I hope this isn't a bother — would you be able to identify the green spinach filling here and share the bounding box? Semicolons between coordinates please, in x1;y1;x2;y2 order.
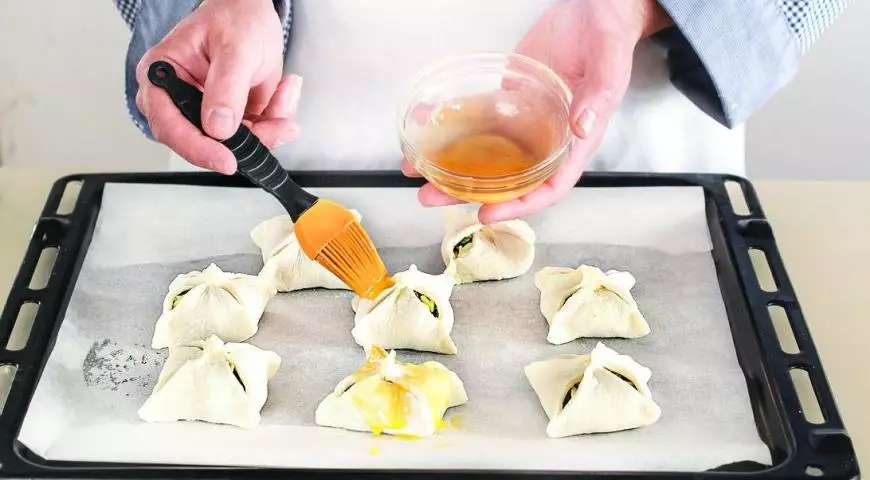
608;369;639;391
562;380;581;409
231;365;246;392
452;235;474;257
561;370;638;408
170;289;191;310
414;291;439;318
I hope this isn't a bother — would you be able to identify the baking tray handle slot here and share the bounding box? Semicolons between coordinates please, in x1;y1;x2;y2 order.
723;177;859;478
725;179;752;216
0;216;67;346
765;304;800;355
0;365;17;418
54;180;82;216
0;176;95;468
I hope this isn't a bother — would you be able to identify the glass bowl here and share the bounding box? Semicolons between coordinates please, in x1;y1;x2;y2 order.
398;52;573;204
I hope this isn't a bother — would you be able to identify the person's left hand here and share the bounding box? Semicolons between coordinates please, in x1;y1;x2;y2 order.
401;0;671;223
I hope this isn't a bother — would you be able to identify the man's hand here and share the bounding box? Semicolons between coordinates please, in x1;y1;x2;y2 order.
135;0;299;174
403;0;671;223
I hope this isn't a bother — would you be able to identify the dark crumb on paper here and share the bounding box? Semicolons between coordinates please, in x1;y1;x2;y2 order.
82;339;166;396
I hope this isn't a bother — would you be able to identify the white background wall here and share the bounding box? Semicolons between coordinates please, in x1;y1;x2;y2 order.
0;2;166;172
746;0;870;180
1;1;868;179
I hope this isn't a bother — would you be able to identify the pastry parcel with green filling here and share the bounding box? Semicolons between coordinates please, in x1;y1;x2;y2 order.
441;207;536;284
152;264;276;349
534;265;649;344
139;336;281;429
351;265;458;354
524;342;661;437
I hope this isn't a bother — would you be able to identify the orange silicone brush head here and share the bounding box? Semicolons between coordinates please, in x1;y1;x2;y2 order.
294;199;394;300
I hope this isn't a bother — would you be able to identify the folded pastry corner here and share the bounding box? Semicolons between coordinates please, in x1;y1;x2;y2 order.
535;265;649;344
440;207;536;284
152;263;277;349
251;214;360;292
524;342;661;437
315;345;467;437
352;265;458;354
139;335;281;429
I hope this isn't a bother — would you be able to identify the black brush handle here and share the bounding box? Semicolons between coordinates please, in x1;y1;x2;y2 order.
146;61;318;220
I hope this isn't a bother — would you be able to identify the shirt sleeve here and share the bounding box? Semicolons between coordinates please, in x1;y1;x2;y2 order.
653;0;848;128
113;0;143;30
117;0;293;139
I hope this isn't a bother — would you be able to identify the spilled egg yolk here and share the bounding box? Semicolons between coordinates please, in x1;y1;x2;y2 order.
350;378;412;434
346;350;453;436
400;363;452;427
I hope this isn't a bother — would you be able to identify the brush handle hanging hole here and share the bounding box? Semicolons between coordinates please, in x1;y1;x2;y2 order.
148;61;176;87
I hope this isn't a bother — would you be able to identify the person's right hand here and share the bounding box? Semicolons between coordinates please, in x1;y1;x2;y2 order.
135;0;300;174
402;0;671;223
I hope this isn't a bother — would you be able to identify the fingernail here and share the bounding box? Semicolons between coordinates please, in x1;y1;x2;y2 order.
207;107;235;137
288;75;303;113
574;108;597;138
272;141;285;150
213;159;236;175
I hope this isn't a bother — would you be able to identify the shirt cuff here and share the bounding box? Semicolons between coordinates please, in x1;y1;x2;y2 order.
653;0;800;128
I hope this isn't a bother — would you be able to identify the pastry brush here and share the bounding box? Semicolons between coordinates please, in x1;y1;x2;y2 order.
147;61;394;299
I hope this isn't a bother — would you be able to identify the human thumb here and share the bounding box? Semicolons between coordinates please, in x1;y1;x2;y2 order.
568;38;634;139
201;45;262;140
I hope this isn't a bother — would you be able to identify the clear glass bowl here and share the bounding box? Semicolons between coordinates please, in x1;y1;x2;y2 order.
398;52;573;204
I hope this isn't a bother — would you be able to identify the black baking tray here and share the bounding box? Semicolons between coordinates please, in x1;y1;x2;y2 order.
0;171;858;479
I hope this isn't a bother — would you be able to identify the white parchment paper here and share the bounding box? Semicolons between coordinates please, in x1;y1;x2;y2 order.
18;183;772;472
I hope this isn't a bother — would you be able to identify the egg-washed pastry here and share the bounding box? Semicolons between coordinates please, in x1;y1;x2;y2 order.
151;263;276;349
352;265;458;354
535;265;649;344
315;346;467;437
250;214;360;292
524;342;661;437
441;207;536;284
138;335;281;429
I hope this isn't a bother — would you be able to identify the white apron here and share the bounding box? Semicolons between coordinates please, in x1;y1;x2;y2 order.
170;0;744;175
